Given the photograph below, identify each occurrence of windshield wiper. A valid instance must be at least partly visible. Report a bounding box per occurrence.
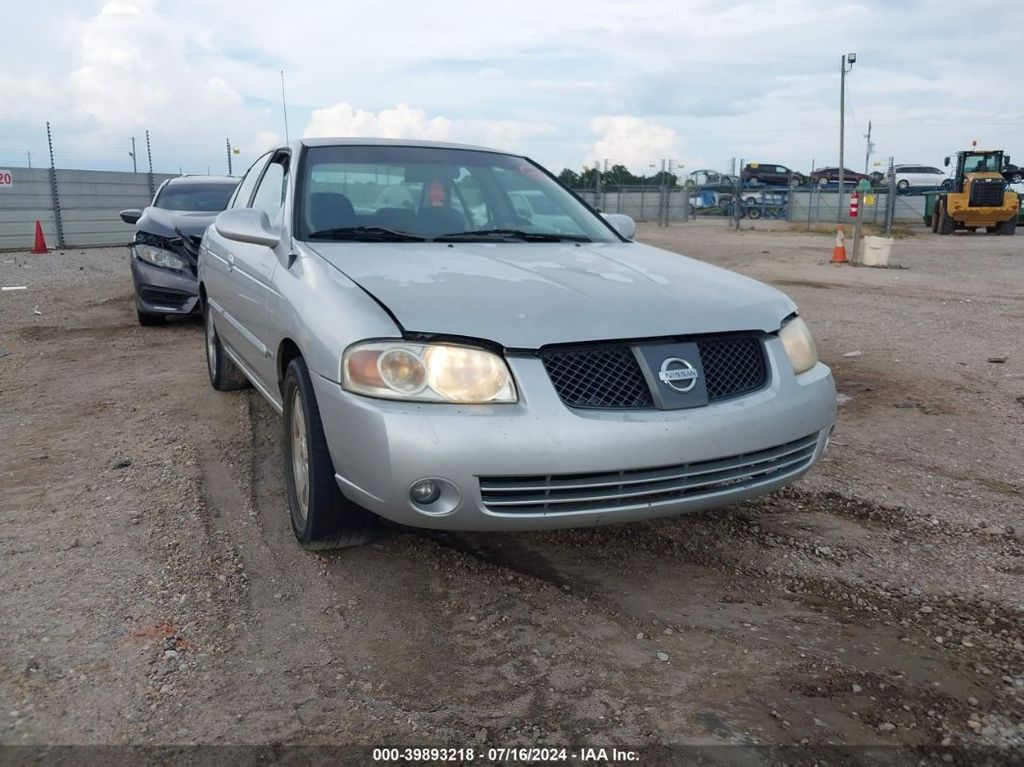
[308,226,426,242]
[434,229,591,243]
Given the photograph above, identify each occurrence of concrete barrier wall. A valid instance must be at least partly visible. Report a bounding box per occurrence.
[0,166,178,250]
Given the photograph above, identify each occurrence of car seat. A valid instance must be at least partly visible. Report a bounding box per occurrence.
[308,192,355,232]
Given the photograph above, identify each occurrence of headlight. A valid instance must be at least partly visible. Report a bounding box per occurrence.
[779,316,818,374]
[343,341,517,403]
[135,243,185,271]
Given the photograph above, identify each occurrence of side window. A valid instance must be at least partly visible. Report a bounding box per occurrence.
[251,156,289,222]
[231,153,271,209]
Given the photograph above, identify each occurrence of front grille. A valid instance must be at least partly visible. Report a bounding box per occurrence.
[540,346,654,409]
[541,335,768,410]
[696,337,768,401]
[140,287,192,309]
[479,433,819,514]
[969,180,1005,207]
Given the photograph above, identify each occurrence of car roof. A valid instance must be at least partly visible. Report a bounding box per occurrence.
[163,175,238,186]
[297,137,511,155]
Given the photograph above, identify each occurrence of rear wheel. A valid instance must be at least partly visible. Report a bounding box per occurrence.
[282,357,378,549]
[998,217,1018,235]
[137,310,164,327]
[937,199,956,235]
[896,179,910,191]
[204,301,249,391]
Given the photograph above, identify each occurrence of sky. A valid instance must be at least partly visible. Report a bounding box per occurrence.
[1,0,1021,180]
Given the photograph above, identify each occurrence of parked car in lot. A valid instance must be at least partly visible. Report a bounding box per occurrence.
[120,176,238,325]
[684,169,739,190]
[809,167,869,186]
[893,164,946,191]
[1002,163,1023,185]
[200,138,836,549]
[740,163,806,187]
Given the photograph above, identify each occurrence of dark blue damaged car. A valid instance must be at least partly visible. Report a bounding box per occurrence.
[120,175,238,325]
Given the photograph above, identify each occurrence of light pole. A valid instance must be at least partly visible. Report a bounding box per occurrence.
[838,52,856,217]
[129,136,137,173]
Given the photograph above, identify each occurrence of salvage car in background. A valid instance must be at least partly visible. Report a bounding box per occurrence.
[120,175,238,325]
[741,163,806,187]
[892,164,946,191]
[809,167,870,186]
[200,139,836,549]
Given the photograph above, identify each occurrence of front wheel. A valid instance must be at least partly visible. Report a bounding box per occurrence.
[282,357,378,549]
[998,217,1017,235]
[937,199,955,235]
[896,179,910,191]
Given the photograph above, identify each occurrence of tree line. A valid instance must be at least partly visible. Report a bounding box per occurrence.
[556,164,679,190]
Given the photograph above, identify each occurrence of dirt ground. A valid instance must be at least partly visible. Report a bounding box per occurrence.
[0,221,1021,753]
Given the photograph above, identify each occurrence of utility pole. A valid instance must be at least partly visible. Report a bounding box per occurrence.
[595,161,602,211]
[838,52,856,219]
[226,138,233,175]
[863,121,873,175]
[130,136,137,173]
[26,150,31,168]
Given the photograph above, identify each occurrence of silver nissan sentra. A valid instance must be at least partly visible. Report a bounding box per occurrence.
[199,138,836,549]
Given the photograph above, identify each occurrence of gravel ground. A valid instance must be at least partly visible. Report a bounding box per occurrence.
[0,222,1021,753]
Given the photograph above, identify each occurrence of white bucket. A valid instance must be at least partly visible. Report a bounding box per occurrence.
[861,236,894,267]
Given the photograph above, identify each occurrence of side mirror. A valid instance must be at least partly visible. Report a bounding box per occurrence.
[214,208,280,247]
[603,213,636,240]
[119,209,142,225]
[944,157,950,167]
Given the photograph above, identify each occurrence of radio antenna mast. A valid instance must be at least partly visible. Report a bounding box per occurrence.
[280,70,290,143]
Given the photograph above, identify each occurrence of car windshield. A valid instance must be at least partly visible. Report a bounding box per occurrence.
[963,154,1001,173]
[154,182,237,212]
[296,145,618,243]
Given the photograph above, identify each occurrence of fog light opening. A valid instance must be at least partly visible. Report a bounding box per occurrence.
[410,479,441,505]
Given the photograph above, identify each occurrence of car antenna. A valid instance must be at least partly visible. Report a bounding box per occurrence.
[280,70,290,143]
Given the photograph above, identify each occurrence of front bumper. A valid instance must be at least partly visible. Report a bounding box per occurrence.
[130,251,199,315]
[312,337,837,531]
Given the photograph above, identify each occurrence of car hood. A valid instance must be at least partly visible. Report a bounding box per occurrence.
[307,241,796,348]
[136,207,219,240]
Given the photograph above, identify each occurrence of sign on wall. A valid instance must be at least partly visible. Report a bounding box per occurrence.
[0,170,12,187]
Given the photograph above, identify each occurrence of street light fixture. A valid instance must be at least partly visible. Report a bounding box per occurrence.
[838,52,856,217]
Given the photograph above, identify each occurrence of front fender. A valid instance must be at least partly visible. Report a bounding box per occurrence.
[271,248,402,384]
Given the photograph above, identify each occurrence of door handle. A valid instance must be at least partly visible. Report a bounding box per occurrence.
[227,253,235,272]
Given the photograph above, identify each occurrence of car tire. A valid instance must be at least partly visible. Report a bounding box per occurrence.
[817,177,829,188]
[282,357,379,549]
[747,207,762,220]
[937,199,956,235]
[137,310,164,327]
[998,217,1017,235]
[1011,173,1023,184]
[896,180,910,191]
[204,301,249,391]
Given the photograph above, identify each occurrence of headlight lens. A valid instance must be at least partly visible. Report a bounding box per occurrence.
[779,316,818,374]
[135,243,185,271]
[343,341,517,403]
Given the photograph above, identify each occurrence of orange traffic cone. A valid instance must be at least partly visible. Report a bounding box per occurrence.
[831,225,847,264]
[31,220,48,254]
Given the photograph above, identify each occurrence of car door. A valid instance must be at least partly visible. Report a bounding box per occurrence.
[204,152,270,355]
[219,151,290,390]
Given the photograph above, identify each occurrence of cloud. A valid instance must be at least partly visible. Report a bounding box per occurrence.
[587,116,683,173]
[304,102,553,152]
